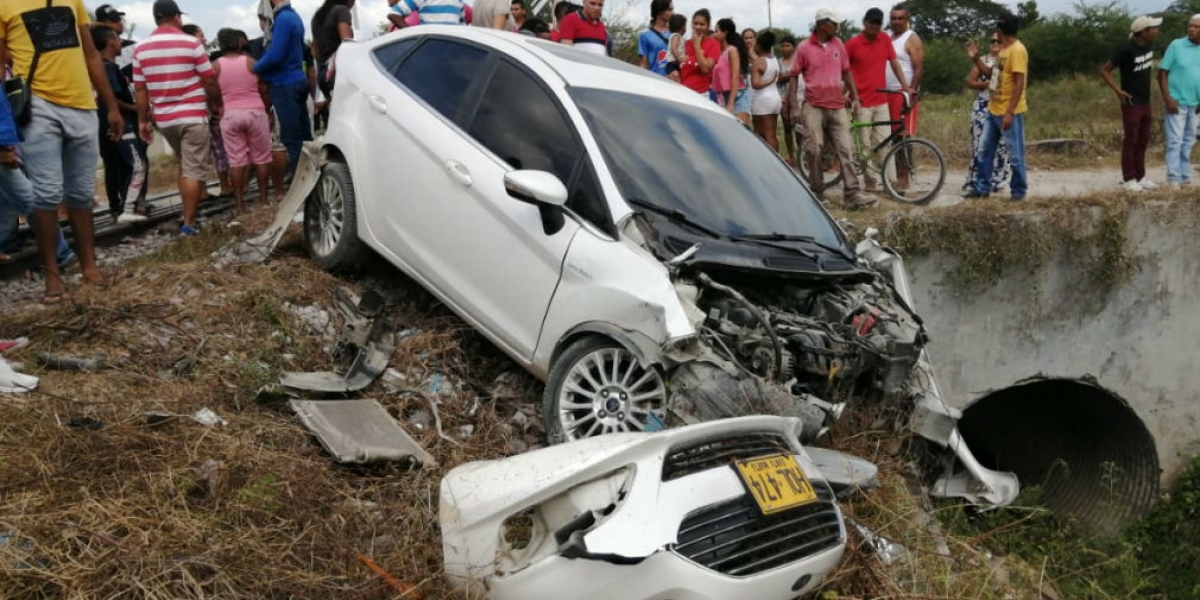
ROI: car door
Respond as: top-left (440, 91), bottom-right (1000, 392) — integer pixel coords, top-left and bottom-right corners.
top-left (361, 38), bottom-right (583, 361)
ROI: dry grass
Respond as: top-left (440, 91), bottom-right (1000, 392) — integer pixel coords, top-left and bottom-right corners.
top-left (0, 209), bottom-right (543, 599)
top-left (0, 193), bottom-right (1169, 598)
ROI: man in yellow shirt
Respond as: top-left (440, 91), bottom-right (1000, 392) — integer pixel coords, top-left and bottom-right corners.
top-left (964, 13), bottom-right (1028, 200)
top-left (0, 0), bottom-right (123, 303)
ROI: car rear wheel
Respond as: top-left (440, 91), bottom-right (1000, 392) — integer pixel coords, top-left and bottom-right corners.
top-left (543, 337), bottom-right (668, 444)
top-left (304, 161), bottom-right (369, 271)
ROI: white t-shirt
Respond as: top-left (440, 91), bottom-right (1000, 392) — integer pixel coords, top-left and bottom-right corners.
top-left (471, 0), bottom-right (510, 28)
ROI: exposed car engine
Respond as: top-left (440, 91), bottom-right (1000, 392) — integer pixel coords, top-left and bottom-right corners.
top-left (693, 272), bottom-right (925, 397)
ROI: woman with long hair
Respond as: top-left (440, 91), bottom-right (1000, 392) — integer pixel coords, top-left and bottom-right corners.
top-left (750, 31), bottom-right (782, 150)
top-left (742, 28), bottom-right (758, 62)
top-left (311, 0), bottom-right (355, 102)
top-left (713, 18), bottom-right (750, 125)
top-left (963, 34), bottom-right (1010, 192)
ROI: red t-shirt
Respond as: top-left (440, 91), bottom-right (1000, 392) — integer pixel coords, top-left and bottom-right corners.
top-left (845, 32), bottom-right (896, 108)
top-left (680, 36), bottom-right (721, 94)
top-left (558, 12), bottom-right (608, 55)
top-left (791, 36), bottom-right (850, 110)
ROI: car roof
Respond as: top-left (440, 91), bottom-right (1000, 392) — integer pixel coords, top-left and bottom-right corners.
top-left (376, 26), bottom-right (727, 116)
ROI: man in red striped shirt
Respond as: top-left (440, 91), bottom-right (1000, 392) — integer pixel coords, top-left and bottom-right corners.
top-left (132, 0), bottom-right (222, 235)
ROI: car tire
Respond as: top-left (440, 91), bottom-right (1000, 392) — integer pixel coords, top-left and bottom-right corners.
top-left (304, 161), bottom-right (369, 271)
top-left (542, 336), bottom-right (668, 445)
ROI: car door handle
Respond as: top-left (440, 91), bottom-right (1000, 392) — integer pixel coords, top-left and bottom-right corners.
top-left (445, 160), bottom-right (473, 187)
top-left (366, 94), bottom-right (387, 114)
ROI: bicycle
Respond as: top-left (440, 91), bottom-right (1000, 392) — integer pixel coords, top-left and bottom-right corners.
top-left (798, 90), bottom-right (947, 205)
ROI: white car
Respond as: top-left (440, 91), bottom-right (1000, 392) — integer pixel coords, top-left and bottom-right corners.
top-left (440, 416), bottom-right (869, 599)
top-left (308, 27), bottom-right (1016, 506)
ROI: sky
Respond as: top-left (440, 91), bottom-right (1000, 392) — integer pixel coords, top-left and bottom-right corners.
top-left (101, 0), bottom-right (1170, 44)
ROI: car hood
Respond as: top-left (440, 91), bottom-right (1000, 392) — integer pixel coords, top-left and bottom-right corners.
top-left (638, 215), bottom-right (871, 281)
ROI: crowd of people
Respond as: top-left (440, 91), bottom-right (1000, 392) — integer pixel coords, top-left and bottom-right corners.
top-left (0, 0), bottom-right (1187, 304)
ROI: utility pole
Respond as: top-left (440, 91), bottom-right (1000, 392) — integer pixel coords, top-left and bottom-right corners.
top-left (767, 0), bottom-right (773, 29)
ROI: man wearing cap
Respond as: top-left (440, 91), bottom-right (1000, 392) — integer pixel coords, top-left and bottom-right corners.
top-left (786, 9), bottom-right (875, 209)
top-left (1157, 14), bottom-right (1200, 189)
top-left (94, 4), bottom-right (136, 74)
top-left (0, 0), bottom-right (125, 303)
top-left (132, 0), bottom-right (222, 235)
top-left (1101, 16), bottom-right (1162, 193)
top-left (846, 7), bottom-right (912, 191)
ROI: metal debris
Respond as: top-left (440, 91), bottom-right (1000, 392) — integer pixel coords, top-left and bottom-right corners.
top-left (290, 399), bottom-right (435, 466)
top-left (280, 289), bottom-right (395, 394)
top-left (192, 408), bottom-right (228, 427)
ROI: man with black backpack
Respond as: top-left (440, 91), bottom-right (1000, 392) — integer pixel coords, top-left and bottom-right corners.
top-left (0, 0), bottom-right (124, 303)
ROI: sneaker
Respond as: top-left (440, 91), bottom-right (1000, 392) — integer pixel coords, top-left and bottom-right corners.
top-left (118, 212), bottom-right (149, 224)
top-left (180, 224), bottom-right (200, 236)
top-left (1138, 178), bottom-right (1158, 189)
top-left (0, 357), bottom-right (37, 393)
top-left (962, 191), bottom-right (990, 200)
top-left (1122, 180), bottom-right (1144, 193)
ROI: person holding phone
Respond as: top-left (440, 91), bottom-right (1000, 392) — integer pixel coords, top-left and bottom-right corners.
top-left (1101, 15), bottom-right (1161, 193)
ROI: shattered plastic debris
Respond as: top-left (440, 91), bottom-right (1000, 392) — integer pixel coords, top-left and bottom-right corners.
top-left (850, 519), bottom-right (911, 566)
top-left (0, 356), bottom-right (37, 393)
top-left (192, 408), bottom-right (228, 427)
top-left (291, 399), bottom-right (436, 466)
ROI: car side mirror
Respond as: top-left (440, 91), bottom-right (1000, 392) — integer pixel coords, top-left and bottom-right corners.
top-left (504, 170), bottom-right (568, 235)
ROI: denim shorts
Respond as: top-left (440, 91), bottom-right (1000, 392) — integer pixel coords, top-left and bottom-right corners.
top-left (21, 95), bottom-right (101, 212)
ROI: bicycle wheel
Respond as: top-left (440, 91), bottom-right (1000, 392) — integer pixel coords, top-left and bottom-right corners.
top-left (798, 142), bottom-right (843, 190)
top-left (881, 137), bottom-right (946, 205)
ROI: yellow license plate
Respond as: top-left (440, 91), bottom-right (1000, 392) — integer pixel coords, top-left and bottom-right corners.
top-left (734, 454), bottom-right (819, 515)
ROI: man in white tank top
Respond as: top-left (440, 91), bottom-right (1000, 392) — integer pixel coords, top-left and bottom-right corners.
top-left (885, 3), bottom-right (923, 135)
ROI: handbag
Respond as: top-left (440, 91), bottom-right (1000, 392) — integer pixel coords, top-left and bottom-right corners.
top-left (5, 0), bottom-right (52, 126)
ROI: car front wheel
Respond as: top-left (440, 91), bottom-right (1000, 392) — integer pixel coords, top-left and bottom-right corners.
top-left (542, 337), bottom-right (668, 444)
top-left (304, 161), bottom-right (369, 271)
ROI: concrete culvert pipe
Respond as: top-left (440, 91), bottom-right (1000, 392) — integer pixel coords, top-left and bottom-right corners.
top-left (958, 378), bottom-right (1159, 532)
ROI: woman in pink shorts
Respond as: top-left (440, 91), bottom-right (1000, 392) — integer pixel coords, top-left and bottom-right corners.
top-left (213, 28), bottom-right (272, 212)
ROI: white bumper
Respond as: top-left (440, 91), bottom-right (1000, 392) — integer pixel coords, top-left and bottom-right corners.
top-left (440, 416), bottom-right (847, 600)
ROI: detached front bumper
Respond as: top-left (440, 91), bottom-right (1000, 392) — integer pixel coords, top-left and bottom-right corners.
top-left (440, 416), bottom-right (848, 600)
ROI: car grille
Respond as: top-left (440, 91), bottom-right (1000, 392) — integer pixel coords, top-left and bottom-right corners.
top-left (673, 483), bottom-right (842, 577)
top-left (662, 434), bottom-right (794, 482)
top-left (763, 254), bottom-right (855, 272)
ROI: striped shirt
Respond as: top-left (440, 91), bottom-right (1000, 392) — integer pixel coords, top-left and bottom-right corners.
top-left (390, 0), bottom-right (464, 25)
top-left (132, 25), bottom-right (213, 127)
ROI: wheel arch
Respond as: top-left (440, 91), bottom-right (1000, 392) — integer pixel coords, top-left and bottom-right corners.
top-left (543, 322), bottom-right (665, 380)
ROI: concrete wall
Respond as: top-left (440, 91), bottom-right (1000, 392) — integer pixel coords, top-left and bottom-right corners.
top-left (904, 203), bottom-right (1200, 484)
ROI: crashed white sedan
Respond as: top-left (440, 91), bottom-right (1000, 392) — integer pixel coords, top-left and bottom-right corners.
top-left (307, 28), bottom-right (1016, 505)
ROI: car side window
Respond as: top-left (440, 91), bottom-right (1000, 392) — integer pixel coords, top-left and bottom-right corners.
top-left (372, 38), bottom-right (418, 74)
top-left (396, 39), bottom-right (487, 121)
top-left (468, 61), bottom-right (612, 232)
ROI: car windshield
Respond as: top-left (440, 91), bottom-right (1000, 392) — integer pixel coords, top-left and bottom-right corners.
top-left (571, 88), bottom-right (844, 249)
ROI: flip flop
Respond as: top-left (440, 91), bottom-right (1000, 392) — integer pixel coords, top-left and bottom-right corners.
top-left (41, 292), bottom-right (70, 305)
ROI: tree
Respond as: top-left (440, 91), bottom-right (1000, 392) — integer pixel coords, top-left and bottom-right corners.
top-left (905, 0), bottom-right (1012, 39)
top-left (1017, 1), bottom-right (1041, 27)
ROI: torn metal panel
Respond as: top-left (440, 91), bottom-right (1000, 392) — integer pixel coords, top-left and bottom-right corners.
top-left (291, 399), bottom-right (435, 466)
top-left (440, 416), bottom-right (851, 600)
top-left (218, 143), bottom-right (324, 265)
top-left (281, 290), bottom-right (396, 394)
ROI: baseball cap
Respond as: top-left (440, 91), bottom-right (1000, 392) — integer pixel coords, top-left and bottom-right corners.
top-left (864, 8), bottom-right (884, 23)
top-left (815, 8), bottom-right (841, 23)
top-left (94, 4), bottom-right (125, 22)
top-left (153, 0), bottom-right (185, 21)
top-left (1130, 15), bottom-right (1162, 34)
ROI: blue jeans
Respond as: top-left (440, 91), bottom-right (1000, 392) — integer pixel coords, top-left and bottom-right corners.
top-left (268, 81), bottom-right (312, 175)
top-left (21, 96), bottom-right (100, 211)
top-left (0, 163), bottom-right (72, 261)
top-left (972, 113), bottom-right (1027, 198)
top-left (1164, 106), bottom-right (1197, 184)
